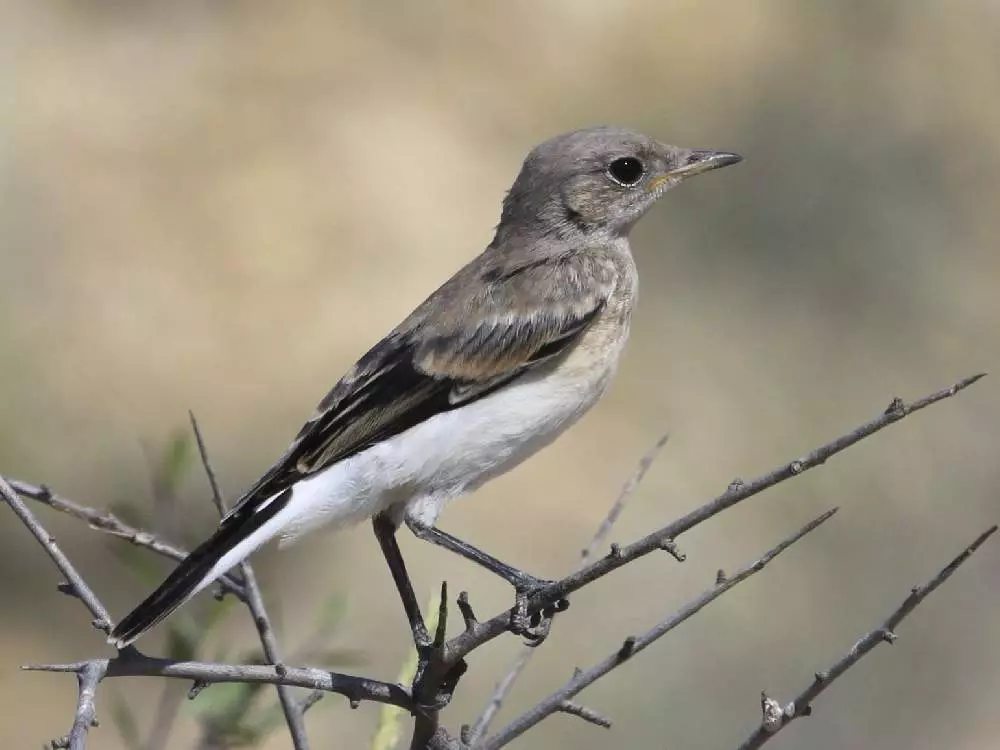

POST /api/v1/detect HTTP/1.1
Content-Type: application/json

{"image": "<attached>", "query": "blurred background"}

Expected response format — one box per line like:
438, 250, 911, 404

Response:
2, 1, 998, 748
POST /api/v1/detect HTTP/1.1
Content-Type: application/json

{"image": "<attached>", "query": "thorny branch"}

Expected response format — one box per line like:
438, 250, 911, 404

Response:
736, 524, 999, 750
54, 661, 104, 750
1, 476, 111, 749
5, 477, 247, 601
4, 374, 994, 750
434, 374, 988, 670
0, 476, 112, 633
23, 651, 410, 707
479, 508, 839, 748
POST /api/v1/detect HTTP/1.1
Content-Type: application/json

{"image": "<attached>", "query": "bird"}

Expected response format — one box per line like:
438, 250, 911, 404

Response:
109, 126, 741, 649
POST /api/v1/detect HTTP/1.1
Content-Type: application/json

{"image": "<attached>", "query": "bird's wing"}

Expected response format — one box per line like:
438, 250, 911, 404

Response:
223, 250, 616, 519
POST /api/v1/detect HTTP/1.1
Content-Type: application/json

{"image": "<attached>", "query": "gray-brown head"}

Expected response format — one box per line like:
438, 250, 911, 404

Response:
493, 126, 741, 245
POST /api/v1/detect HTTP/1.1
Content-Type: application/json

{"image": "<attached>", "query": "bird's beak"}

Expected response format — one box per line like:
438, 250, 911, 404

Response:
649, 149, 742, 191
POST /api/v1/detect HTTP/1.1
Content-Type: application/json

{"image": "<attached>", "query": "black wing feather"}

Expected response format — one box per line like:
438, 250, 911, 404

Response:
227, 303, 602, 518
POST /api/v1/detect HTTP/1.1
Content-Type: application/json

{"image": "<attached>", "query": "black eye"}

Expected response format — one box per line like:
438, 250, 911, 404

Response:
607, 156, 644, 186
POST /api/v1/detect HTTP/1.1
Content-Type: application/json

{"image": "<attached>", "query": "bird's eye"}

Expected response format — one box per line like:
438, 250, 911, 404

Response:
607, 157, 645, 186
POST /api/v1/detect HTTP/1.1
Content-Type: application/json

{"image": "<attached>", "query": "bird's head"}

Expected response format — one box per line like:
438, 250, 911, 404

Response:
496, 126, 741, 243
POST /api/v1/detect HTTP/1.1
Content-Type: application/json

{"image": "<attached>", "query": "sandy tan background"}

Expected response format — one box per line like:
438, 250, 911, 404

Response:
2, 2, 998, 748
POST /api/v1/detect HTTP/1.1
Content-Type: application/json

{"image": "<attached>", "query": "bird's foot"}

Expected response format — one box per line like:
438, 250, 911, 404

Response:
508, 574, 569, 646
512, 572, 556, 597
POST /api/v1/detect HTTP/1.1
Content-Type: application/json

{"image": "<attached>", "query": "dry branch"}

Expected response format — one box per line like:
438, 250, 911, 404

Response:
4, 374, 990, 750
5, 477, 247, 600
23, 652, 410, 708
0, 476, 113, 633
1, 476, 112, 748
736, 524, 998, 749
479, 508, 839, 748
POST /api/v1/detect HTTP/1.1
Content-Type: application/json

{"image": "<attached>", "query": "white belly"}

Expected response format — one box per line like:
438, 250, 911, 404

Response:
275, 353, 619, 545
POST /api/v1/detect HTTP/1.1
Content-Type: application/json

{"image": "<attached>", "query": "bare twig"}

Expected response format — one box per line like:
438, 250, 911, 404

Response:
456, 591, 478, 633
555, 700, 612, 729
1, 475, 115, 749
24, 651, 410, 708
442, 375, 985, 669
5, 477, 247, 600
11, 375, 986, 750
464, 649, 532, 746
466, 434, 670, 746
189, 412, 228, 517
0, 475, 112, 633
480, 508, 838, 748
189, 412, 310, 750
582, 433, 670, 562
62, 661, 105, 750
736, 524, 998, 750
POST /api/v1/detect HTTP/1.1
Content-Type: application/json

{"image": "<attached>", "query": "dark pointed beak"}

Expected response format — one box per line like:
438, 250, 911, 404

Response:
647, 148, 742, 192
669, 149, 743, 178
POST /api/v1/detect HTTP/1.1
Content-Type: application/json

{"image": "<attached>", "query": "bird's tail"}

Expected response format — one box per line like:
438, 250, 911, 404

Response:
108, 488, 293, 648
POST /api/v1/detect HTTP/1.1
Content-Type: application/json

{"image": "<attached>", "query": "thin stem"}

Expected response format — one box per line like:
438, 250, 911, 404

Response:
189, 412, 310, 750
465, 649, 531, 746
66, 661, 105, 750
24, 652, 410, 708
0, 476, 112, 632
736, 524, 998, 750
582, 432, 670, 562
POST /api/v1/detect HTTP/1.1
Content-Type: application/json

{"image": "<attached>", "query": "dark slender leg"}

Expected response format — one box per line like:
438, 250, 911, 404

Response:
372, 513, 431, 648
405, 519, 553, 593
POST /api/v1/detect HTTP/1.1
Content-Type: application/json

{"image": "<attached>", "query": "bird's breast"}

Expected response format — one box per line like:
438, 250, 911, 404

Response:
367, 250, 636, 527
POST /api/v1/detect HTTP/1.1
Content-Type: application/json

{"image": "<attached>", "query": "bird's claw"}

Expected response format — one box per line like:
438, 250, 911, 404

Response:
511, 572, 556, 597
508, 576, 569, 645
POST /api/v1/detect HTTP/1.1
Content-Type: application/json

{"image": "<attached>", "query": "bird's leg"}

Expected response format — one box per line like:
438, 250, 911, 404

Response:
404, 518, 554, 593
372, 513, 431, 651
404, 518, 569, 644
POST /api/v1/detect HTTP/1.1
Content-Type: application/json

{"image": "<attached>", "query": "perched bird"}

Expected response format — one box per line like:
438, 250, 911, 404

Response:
109, 126, 740, 649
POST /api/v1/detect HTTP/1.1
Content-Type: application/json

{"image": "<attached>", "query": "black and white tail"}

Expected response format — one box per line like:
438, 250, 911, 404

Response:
108, 488, 292, 648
